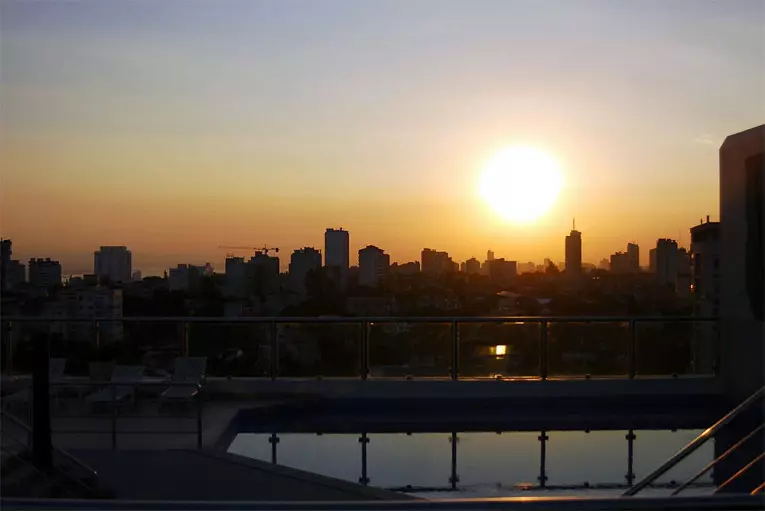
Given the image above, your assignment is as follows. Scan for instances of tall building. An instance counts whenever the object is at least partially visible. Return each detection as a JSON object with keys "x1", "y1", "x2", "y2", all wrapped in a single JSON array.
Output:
[
  {"x1": 486, "y1": 250, "x2": 495, "y2": 262},
  {"x1": 565, "y1": 221, "x2": 582, "y2": 274},
  {"x1": 464, "y1": 257, "x2": 481, "y2": 275},
  {"x1": 421, "y1": 248, "x2": 453, "y2": 275},
  {"x1": 655, "y1": 239, "x2": 679, "y2": 288},
  {"x1": 610, "y1": 251, "x2": 630, "y2": 273},
  {"x1": 390, "y1": 261, "x2": 420, "y2": 275},
  {"x1": 169, "y1": 264, "x2": 207, "y2": 292},
  {"x1": 224, "y1": 256, "x2": 247, "y2": 298},
  {"x1": 677, "y1": 247, "x2": 692, "y2": 297},
  {"x1": 289, "y1": 247, "x2": 322, "y2": 297},
  {"x1": 627, "y1": 243, "x2": 640, "y2": 272},
  {"x1": 358, "y1": 245, "x2": 390, "y2": 287},
  {"x1": 28, "y1": 258, "x2": 62, "y2": 289},
  {"x1": 690, "y1": 218, "x2": 721, "y2": 374},
  {"x1": 94, "y1": 246, "x2": 132, "y2": 283},
  {"x1": 325, "y1": 228, "x2": 350, "y2": 285},
  {"x1": 131, "y1": 270, "x2": 142, "y2": 282},
  {"x1": 248, "y1": 251, "x2": 280, "y2": 294},
  {"x1": 649, "y1": 248, "x2": 657, "y2": 273},
  {"x1": 719, "y1": 124, "x2": 764, "y2": 399},
  {"x1": 0, "y1": 239, "x2": 25, "y2": 291}
]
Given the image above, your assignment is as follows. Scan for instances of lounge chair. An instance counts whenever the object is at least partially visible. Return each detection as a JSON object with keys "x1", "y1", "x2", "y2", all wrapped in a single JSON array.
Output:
[
  {"x1": 2, "y1": 358, "x2": 68, "y2": 410},
  {"x1": 159, "y1": 357, "x2": 206, "y2": 405},
  {"x1": 84, "y1": 365, "x2": 144, "y2": 406}
]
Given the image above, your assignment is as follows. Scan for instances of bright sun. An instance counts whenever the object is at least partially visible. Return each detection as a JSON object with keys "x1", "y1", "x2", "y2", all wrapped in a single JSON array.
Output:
[{"x1": 479, "y1": 146, "x2": 563, "y2": 224}]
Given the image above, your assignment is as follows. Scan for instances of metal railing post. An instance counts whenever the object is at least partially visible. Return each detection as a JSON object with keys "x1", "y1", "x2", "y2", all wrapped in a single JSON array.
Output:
[
  {"x1": 451, "y1": 321, "x2": 459, "y2": 380},
  {"x1": 269, "y1": 433, "x2": 279, "y2": 464},
  {"x1": 626, "y1": 430, "x2": 636, "y2": 486},
  {"x1": 111, "y1": 383, "x2": 117, "y2": 450},
  {"x1": 197, "y1": 388, "x2": 203, "y2": 449},
  {"x1": 538, "y1": 430, "x2": 548, "y2": 487},
  {"x1": 449, "y1": 431, "x2": 459, "y2": 489},
  {"x1": 628, "y1": 320, "x2": 636, "y2": 379},
  {"x1": 540, "y1": 321, "x2": 548, "y2": 380},
  {"x1": 182, "y1": 321, "x2": 189, "y2": 357},
  {"x1": 270, "y1": 321, "x2": 278, "y2": 380},
  {"x1": 94, "y1": 319, "x2": 101, "y2": 350},
  {"x1": 359, "y1": 433, "x2": 369, "y2": 485}
]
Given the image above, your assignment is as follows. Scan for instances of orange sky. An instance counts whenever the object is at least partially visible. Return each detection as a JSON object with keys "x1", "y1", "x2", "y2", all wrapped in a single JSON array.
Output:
[{"x1": 1, "y1": 0, "x2": 763, "y2": 275}]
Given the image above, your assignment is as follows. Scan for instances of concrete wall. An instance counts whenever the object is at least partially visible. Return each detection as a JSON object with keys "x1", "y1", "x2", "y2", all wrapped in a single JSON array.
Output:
[{"x1": 719, "y1": 125, "x2": 765, "y2": 401}]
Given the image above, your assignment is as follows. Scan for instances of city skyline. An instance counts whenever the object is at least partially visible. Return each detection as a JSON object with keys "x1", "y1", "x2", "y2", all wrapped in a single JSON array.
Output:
[{"x1": 2, "y1": 1, "x2": 764, "y2": 275}]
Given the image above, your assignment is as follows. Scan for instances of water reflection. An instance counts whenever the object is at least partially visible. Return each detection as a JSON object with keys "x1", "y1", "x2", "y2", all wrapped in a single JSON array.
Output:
[{"x1": 227, "y1": 428, "x2": 713, "y2": 496}]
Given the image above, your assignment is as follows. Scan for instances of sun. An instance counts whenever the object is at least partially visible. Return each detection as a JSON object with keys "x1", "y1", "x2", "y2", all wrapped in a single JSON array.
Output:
[{"x1": 478, "y1": 146, "x2": 563, "y2": 224}]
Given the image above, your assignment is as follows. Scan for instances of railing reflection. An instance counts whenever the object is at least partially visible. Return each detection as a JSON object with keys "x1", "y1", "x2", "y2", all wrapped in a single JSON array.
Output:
[
  {"x1": 0, "y1": 316, "x2": 719, "y2": 380},
  {"x1": 231, "y1": 428, "x2": 716, "y2": 493}
]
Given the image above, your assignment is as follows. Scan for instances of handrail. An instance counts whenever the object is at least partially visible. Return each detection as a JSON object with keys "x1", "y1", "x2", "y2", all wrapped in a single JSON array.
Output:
[
  {"x1": 0, "y1": 495, "x2": 763, "y2": 511},
  {"x1": 624, "y1": 385, "x2": 765, "y2": 496},
  {"x1": 0, "y1": 409, "x2": 99, "y2": 481},
  {"x1": 671, "y1": 423, "x2": 765, "y2": 495},
  {"x1": 0, "y1": 315, "x2": 718, "y2": 323}
]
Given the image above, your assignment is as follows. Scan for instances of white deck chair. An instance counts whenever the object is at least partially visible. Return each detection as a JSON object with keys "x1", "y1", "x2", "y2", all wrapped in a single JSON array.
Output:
[
  {"x1": 159, "y1": 357, "x2": 207, "y2": 403},
  {"x1": 84, "y1": 365, "x2": 144, "y2": 405}
]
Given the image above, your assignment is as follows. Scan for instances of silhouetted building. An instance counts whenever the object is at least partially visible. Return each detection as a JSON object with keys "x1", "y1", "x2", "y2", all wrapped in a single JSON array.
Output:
[
  {"x1": 691, "y1": 218, "x2": 721, "y2": 317},
  {"x1": 325, "y1": 228, "x2": 349, "y2": 286},
  {"x1": 464, "y1": 257, "x2": 481, "y2": 275},
  {"x1": 486, "y1": 250, "x2": 495, "y2": 262},
  {"x1": 488, "y1": 258, "x2": 517, "y2": 287},
  {"x1": 627, "y1": 243, "x2": 640, "y2": 272},
  {"x1": 169, "y1": 264, "x2": 208, "y2": 292},
  {"x1": 649, "y1": 248, "x2": 657, "y2": 273},
  {"x1": 655, "y1": 239, "x2": 679, "y2": 288},
  {"x1": 610, "y1": 251, "x2": 630, "y2": 274},
  {"x1": 289, "y1": 247, "x2": 322, "y2": 297},
  {"x1": 224, "y1": 256, "x2": 247, "y2": 297},
  {"x1": 391, "y1": 261, "x2": 420, "y2": 275},
  {"x1": 131, "y1": 270, "x2": 142, "y2": 282},
  {"x1": 47, "y1": 287, "x2": 123, "y2": 342},
  {"x1": 421, "y1": 248, "x2": 453, "y2": 275},
  {"x1": 565, "y1": 221, "x2": 582, "y2": 274},
  {"x1": 677, "y1": 247, "x2": 692, "y2": 297},
  {"x1": 248, "y1": 251, "x2": 280, "y2": 294},
  {"x1": 28, "y1": 258, "x2": 62, "y2": 289},
  {"x1": 719, "y1": 124, "x2": 764, "y2": 399},
  {"x1": 359, "y1": 245, "x2": 390, "y2": 287},
  {"x1": 0, "y1": 239, "x2": 25, "y2": 291},
  {"x1": 94, "y1": 246, "x2": 132, "y2": 283}
]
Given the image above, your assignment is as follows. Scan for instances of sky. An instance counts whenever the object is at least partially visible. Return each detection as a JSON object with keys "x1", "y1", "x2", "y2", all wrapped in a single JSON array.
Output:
[{"x1": 1, "y1": 0, "x2": 764, "y2": 275}]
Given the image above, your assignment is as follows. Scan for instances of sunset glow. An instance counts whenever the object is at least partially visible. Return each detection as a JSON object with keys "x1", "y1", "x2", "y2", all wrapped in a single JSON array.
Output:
[{"x1": 479, "y1": 147, "x2": 563, "y2": 224}]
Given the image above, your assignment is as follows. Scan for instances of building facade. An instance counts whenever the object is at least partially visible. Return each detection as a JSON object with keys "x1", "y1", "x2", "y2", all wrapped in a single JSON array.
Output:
[
  {"x1": 565, "y1": 226, "x2": 582, "y2": 275},
  {"x1": 610, "y1": 251, "x2": 630, "y2": 273},
  {"x1": 47, "y1": 287, "x2": 124, "y2": 342},
  {"x1": 358, "y1": 245, "x2": 390, "y2": 287},
  {"x1": 421, "y1": 248, "x2": 453, "y2": 275},
  {"x1": 719, "y1": 124, "x2": 764, "y2": 399},
  {"x1": 655, "y1": 239, "x2": 679, "y2": 288},
  {"x1": 289, "y1": 247, "x2": 322, "y2": 297},
  {"x1": 28, "y1": 258, "x2": 62, "y2": 289},
  {"x1": 627, "y1": 243, "x2": 640, "y2": 272},
  {"x1": 324, "y1": 228, "x2": 350, "y2": 285},
  {"x1": 94, "y1": 246, "x2": 132, "y2": 283}
]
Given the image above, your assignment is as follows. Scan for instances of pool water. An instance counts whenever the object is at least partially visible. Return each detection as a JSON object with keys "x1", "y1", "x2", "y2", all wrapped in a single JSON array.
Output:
[{"x1": 228, "y1": 429, "x2": 715, "y2": 498}]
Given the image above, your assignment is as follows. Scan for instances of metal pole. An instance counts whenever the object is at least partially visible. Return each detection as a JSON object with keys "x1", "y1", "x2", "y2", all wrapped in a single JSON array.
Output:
[
  {"x1": 270, "y1": 321, "x2": 278, "y2": 380},
  {"x1": 626, "y1": 430, "x2": 636, "y2": 486},
  {"x1": 182, "y1": 321, "x2": 189, "y2": 357},
  {"x1": 451, "y1": 321, "x2": 459, "y2": 380},
  {"x1": 269, "y1": 433, "x2": 279, "y2": 464},
  {"x1": 538, "y1": 431, "x2": 548, "y2": 488},
  {"x1": 540, "y1": 322, "x2": 548, "y2": 381},
  {"x1": 449, "y1": 431, "x2": 459, "y2": 490},
  {"x1": 31, "y1": 332, "x2": 52, "y2": 470},
  {"x1": 111, "y1": 382, "x2": 117, "y2": 450},
  {"x1": 359, "y1": 433, "x2": 370, "y2": 485},
  {"x1": 628, "y1": 320, "x2": 636, "y2": 379},
  {"x1": 197, "y1": 388, "x2": 203, "y2": 449}
]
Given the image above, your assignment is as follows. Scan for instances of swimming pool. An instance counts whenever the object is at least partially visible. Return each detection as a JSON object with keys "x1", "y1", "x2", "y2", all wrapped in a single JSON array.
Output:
[{"x1": 225, "y1": 401, "x2": 718, "y2": 498}]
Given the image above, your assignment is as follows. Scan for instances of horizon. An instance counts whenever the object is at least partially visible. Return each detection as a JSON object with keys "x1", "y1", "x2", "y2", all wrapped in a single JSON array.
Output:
[{"x1": 2, "y1": 0, "x2": 764, "y2": 275}]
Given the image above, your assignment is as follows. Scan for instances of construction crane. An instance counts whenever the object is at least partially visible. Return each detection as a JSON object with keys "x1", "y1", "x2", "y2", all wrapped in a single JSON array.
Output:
[{"x1": 218, "y1": 245, "x2": 280, "y2": 256}]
